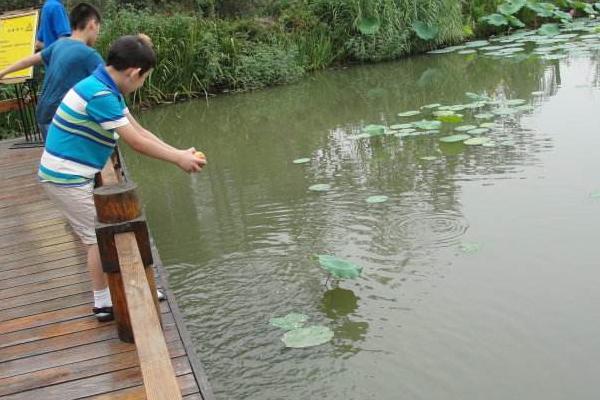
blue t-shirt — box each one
[36,0,71,47]
[39,65,130,186]
[37,38,104,124]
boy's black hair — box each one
[106,35,157,75]
[70,3,101,30]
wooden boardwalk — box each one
[0,139,213,400]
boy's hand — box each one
[177,148,206,173]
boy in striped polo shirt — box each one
[39,35,206,321]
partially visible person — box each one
[36,0,71,49]
[0,3,103,140]
[38,35,206,321]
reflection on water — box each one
[125,28,600,400]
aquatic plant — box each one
[281,325,334,348]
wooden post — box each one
[94,181,161,343]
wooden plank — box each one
[0,248,84,273]
[0,257,85,282]
[0,241,81,265]
[86,373,200,400]
[0,292,91,322]
[116,232,182,400]
[0,304,92,335]
[0,231,73,251]
[0,281,90,311]
[0,271,89,300]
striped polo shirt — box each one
[38,65,130,186]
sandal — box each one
[93,306,114,322]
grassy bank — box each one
[0,0,592,138]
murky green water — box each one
[126,25,600,400]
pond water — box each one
[127,22,600,400]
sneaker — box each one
[93,306,114,322]
[157,289,166,302]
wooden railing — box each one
[94,151,182,400]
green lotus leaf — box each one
[480,122,498,128]
[390,123,413,130]
[493,108,518,116]
[421,103,442,109]
[432,110,456,117]
[413,21,439,40]
[526,2,556,17]
[552,10,572,23]
[317,255,363,279]
[474,113,495,119]
[357,17,381,35]
[397,111,421,117]
[507,15,526,28]
[363,124,386,135]
[464,137,491,145]
[589,190,600,199]
[455,125,478,132]
[270,313,309,331]
[465,40,490,48]
[420,156,438,161]
[480,13,508,26]
[414,120,442,130]
[436,114,464,123]
[439,134,471,143]
[482,141,497,147]
[498,0,526,15]
[506,99,526,106]
[309,184,331,192]
[293,158,311,164]
[366,195,389,204]
[281,325,334,348]
[467,128,490,135]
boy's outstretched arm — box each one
[116,123,205,173]
[126,113,177,151]
[0,53,43,81]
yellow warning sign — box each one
[0,11,39,81]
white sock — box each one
[93,287,112,308]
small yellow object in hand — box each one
[195,151,206,160]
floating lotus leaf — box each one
[366,195,389,204]
[413,21,439,40]
[281,325,334,348]
[458,49,477,55]
[428,47,458,54]
[552,10,573,23]
[420,156,437,161]
[538,23,561,36]
[437,114,464,123]
[363,124,386,135]
[541,53,567,60]
[448,105,468,111]
[455,125,478,132]
[466,92,490,101]
[397,111,421,117]
[506,99,526,106]
[464,137,491,145]
[480,45,504,51]
[309,184,331,192]
[398,128,417,133]
[474,113,495,119]
[480,122,498,128]
[480,13,508,26]
[467,128,490,135]
[507,15,526,28]
[526,2,556,18]
[482,141,497,147]
[439,134,471,143]
[589,190,600,199]
[433,110,455,117]
[293,158,311,164]
[414,120,442,130]
[515,104,534,112]
[466,40,490,48]
[270,313,309,331]
[357,17,381,35]
[421,103,442,109]
[498,0,526,15]
[317,255,363,279]
[390,123,413,130]
[460,242,483,254]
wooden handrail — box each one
[94,152,182,400]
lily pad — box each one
[397,111,421,117]
[366,195,389,204]
[455,125,478,132]
[363,124,386,135]
[494,108,518,116]
[293,158,311,164]
[281,325,334,348]
[589,190,600,199]
[390,123,413,130]
[270,313,309,331]
[465,40,490,48]
[474,113,495,119]
[498,0,525,15]
[317,255,363,279]
[458,49,477,55]
[439,134,471,143]
[309,184,331,192]
[467,128,490,135]
[413,21,439,40]
[357,17,380,35]
[480,122,498,128]
[482,141,497,147]
[420,156,438,161]
[460,242,482,254]
[433,110,455,117]
[414,120,442,130]
[464,137,491,145]
[480,13,508,27]
[421,103,442,109]
[437,114,464,123]
[538,23,561,37]
[506,99,526,106]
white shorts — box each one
[42,181,97,245]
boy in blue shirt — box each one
[39,35,207,321]
[36,0,71,49]
[0,3,103,140]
